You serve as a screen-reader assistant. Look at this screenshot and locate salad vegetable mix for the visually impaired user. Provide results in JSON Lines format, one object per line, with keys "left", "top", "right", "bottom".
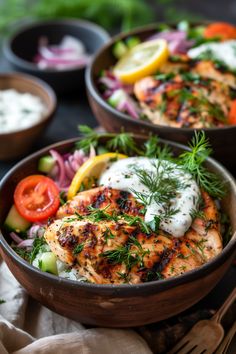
{"left": 98, "top": 21, "right": 236, "bottom": 128}
{"left": 4, "top": 127, "right": 231, "bottom": 284}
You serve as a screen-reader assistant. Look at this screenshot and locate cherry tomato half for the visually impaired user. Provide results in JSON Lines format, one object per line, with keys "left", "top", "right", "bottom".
{"left": 14, "top": 175, "right": 60, "bottom": 222}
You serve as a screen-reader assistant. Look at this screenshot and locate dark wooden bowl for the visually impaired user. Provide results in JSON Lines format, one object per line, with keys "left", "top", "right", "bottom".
{"left": 0, "top": 137, "right": 235, "bottom": 327}
{"left": 85, "top": 24, "right": 236, "bottom": 173}
{"left": 0, "top": 72, "right": 56, "bottom": 160}
{"left": 4, "top": 19, "right": 110, "bottom": 94}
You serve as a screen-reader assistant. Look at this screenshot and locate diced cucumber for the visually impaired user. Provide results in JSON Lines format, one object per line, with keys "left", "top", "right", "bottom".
{"left": 126, "top": 36, "right": 141, "bottom": 49}
{"left": 177, "top": 20, "right": 189, "bottom": 32}
{"left": 112, "top": 41, "right": 128, "bottom": 59}
{"left": 4, "top": 205, "right": 31, "bottom": 232}
{"left": 39, "top": 252, "right": 58, "bottom": 275}
{"left": 107, "top": 89, "right": 126, "bottom": 107}
{"left": 38, "top": 155, "right": 55, "bottom": 174}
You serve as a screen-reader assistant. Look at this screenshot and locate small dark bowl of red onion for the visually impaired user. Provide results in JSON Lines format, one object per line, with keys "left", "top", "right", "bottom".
{"left": 4, "top": 19, "right": 110, "bottom": 94}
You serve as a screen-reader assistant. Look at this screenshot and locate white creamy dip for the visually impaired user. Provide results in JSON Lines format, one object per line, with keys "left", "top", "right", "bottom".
{"left": 99, "top": 157, "right": 200, "bottom": 237}
{"left": 0, "top": 89, "right": 46, "bottom": 133}
{"left": 188, "top": 40, "right": 236, "bottom": 71}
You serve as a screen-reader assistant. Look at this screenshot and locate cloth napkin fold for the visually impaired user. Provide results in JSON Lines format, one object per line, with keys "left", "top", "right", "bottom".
{"left": 0, "top": 259, "right": 152, "bottom": 354}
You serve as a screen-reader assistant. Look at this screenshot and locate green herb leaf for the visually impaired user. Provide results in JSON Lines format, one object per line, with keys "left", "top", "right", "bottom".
{"left": 73, "top": 243, "right": 84, "bottom": 255}
{"left": 179, "top": 131, "right": 226, "bottom": 198}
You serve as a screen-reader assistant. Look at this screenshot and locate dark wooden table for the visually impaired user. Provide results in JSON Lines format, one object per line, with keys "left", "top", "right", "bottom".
{"left": 0, "top": 18, "right": 235, "bottom": 352}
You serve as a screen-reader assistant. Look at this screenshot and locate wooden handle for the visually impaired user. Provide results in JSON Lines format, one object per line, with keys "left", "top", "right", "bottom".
{"left": 212, "top": 287, "right": 236, "bottom": 323}
{"left": 215, "top": 321, "right": 236, "bottom": 354}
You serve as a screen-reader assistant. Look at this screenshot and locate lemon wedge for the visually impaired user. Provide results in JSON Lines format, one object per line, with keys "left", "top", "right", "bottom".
{"left": 113, "top": 39, "right": 169, "bottom": 84}
{"left": 67, "top": 152, "right": 127, "bottom": 200}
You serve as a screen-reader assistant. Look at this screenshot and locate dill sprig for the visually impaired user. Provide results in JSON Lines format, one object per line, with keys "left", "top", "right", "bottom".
{"left": 106, "top": 131, "right": 142, "bottom": 155}
{"left": 77, "top": 125, "right": 141, "bottom": 155}
{"left": 144, "top": 135, "right": 173, "bottom": 160}
{"left": 100, "top": 235, "right": 149, "bottom": 270}
{"left": 179, "top": 131, "right": 226, "bottom": 199}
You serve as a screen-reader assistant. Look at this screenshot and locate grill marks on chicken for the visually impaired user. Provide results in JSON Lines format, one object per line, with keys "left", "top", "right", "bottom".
{"left": 134, "top": 57, "right": 235, "bottom": 128}
{"left": 44, "top": 187, "right": 222, "bottom": 284}
{"left": 57, "top": 187, "right": 144, "bottom": 219}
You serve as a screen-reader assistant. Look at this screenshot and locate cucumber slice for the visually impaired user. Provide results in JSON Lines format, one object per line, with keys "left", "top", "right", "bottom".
{"left": 112, "top": 41, "right": 128, "bottom": 59}
{"left": 39, "top": 252, "right": 58, "bottom": 275}
{"left": 38, "top": 155, "right": 55, "bottom": 174}
{"left": 4, "top": 205, "right": 31, "bottom": 232}
{"left": 126, "top": 36, "right": 141, "bottom": 49}
{"left": 107, "top": 89, "right": 126, "bottom": 107}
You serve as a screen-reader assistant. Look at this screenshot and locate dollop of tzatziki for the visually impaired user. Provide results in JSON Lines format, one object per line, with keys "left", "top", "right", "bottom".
{"left": 0, "top": 89, "right": 46, "bottom": 133}
{"left": 188, "top": 40, "right": 236, "bottom": 71}
{"left": 99, "top": 157, "right": 200, "bottom": 238}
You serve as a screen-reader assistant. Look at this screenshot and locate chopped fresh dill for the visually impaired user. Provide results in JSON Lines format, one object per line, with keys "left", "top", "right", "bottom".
{"left": 59, "top": 191, "right": 67, "bottom": 205}
{"left": 73, "top": 243, "right": 84, "bottom": 255}
{"left": 13, "top": 236, "right": 48, "bottom": 263}
{"left": 106, "top": 131, "right": 142, "bottom": 155}
{"left": 100, "top": 235, "right": 149, "bottom": 270}
{"left": 178, "top": 131, "right": 226, "bottom": 199}
{"left": 103, "top": 227, "right": 115, "bottom": 243}
{"left": 144, "top": 135, "right": 173, "bottom": 160}
{"left": 29, "top": 237, "right": 48, "bottom": 263}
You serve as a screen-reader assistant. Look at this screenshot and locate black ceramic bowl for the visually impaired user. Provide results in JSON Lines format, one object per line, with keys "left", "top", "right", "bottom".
{"left": 0, "top": 137, "right": 236, "bottom": 327}
{"left": 85, "top": 24, "right": 236, "bottom": 172}
{"left": 4, "top": 19, "right": 110, "bottom": 93}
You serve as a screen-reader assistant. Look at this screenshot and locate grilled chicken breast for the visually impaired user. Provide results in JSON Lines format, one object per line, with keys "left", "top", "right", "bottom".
{"left": 192, "top": 60, "right": 236, "bottom": 89}
{"left": 134, "top": 73, "right": 231, "bottom": 128}
{"left": 44, "top": 187, "right": 222, "bottom": 284}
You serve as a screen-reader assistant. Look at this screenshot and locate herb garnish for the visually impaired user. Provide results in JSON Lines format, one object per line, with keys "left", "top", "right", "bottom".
{"left": 0, "top": 299, "right": 6, "bottom": 304}
{"left": 100, "top": 235, "right": 149, "bottom": 270}
{"left": 179, "top": 131, "right": 226, "bottom": 199}
{"left": 73, "top": 243, "right": 84, "bottom": 255}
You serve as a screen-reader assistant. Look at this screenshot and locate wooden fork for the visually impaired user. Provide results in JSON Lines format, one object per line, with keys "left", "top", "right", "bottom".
{"left": 168, "top": 287, "right": 236, "bottom": 354}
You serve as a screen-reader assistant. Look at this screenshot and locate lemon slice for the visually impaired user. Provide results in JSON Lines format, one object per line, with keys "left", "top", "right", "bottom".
{"left": 113, "top": 39, "right": 169, "bottom": 84}
{"left": 67, "top": 152, "right": 127, "bottom": 200}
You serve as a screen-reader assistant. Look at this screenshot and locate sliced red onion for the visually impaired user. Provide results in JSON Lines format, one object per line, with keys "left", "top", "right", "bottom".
{"left": 148, "top": 30, "right": 186, "bottom": 42}
{"left": 65, "top": 160, "right": 76, "bottom": 179}
{"left": 17, "top": 239, "right": 34, "bottom": 248}
{"left": 68, "top": 155, "right": 79, "bottom": 172}
{"left": 9, "top": 232, "right": 23, "bottom": 244}
{"left": 123, "top": 101, "right": 139, "bottom": 119}
{"left": 27, "top": 225, "right": 45, "bottom": 239}
{"left": 147, "top": 30, "right": 195, "bottom": 54}
{"left": 50, "top": 149, "right": 66, "bottom": 187}
{"left": 35, "top": 35, "right": 90, "bottom": 70}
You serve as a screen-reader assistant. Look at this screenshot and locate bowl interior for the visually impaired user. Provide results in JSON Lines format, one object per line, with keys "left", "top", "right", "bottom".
{"left": 8, "top": 20, "right": 110, "bottom": 69}
{"left": 1, "top": 137, "right": 236, "bottom": 255}
{"left": 0, "top": 137, "right": 236, "bottom": 327}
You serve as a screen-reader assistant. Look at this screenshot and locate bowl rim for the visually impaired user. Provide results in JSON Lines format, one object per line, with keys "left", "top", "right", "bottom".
{"left": 85, "top": 21, "right": 236, "bottom": 133}
{"left": 4, "top": 18, "right": 110, "bottom": 74}
{"left": 0, "top": 71, "right": 57, "bottom": 136}
{"left": 0, "top": 137, "right": 236, "bottom": 294}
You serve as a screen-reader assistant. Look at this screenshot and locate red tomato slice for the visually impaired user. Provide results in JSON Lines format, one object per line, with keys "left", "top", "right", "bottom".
{"left": 14, "top": 175, "right": 60, "bottom": 222}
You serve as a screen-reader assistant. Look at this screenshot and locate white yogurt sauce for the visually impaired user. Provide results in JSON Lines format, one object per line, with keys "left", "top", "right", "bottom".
{"left": 99, "top": 157, "right": 200, "bottom": 237}
{"left": 0, "top": 89, "right": 46, "bottom": 133}
{"left": 188, "top": 40, "right": 236, "bottom": 70}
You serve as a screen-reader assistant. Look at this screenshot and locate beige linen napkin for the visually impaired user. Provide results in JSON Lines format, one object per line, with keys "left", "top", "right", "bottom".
{"left": 0, "top": 259, "right": 152, "bottom": 354}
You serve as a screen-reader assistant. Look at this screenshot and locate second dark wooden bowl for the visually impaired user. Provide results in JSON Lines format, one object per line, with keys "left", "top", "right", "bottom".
{"left": 85, "top": 24, "right": 236, "bottom": 173}
{"left": 4, "top": 19, "right": 110, "bottom": 93}
{"left": 0, "top": 137, "right": 235, "bottom": 327}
